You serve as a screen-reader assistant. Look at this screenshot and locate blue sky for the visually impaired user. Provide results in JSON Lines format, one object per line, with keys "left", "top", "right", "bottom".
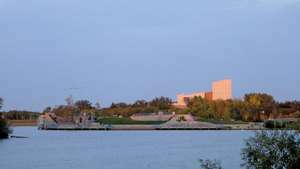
{"left": 1, "top": 0, "right": 300, "bottom": 111}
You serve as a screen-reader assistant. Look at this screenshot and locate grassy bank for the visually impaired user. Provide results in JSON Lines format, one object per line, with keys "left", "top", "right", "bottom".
{"left": 97, "top": 117, "right": 166, "bottom": 125}
{"left": 9, "top": 120, "right": 37, "bottom": 126}
{"left": 197, "top": 118, "right": 248, "bottom": 125}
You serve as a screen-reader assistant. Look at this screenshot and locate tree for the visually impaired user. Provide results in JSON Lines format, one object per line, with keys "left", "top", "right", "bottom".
{"left": 74, "top": 100, "right": 93, "bottom": 111}
{"left": 95, "top": 102, "right": 101, "bottom": 109}
{"left": 149, "top": 96, "right": 172, "bottom": 110}
{"left": 65, "top": 95, "right": 74, "bottom": 107}
{"left": 133, "top": 100, "right": 148, "bottom": 107}
{"left": 0, "top": 97, "right": 3, "bottom": 110}
{"left": 241, "top": 130, "right": 300, "bottom": 169}
{"left": 199, "top": 159, "right": 223, "bottom": 169}
{"left": 43, "top": 107, "right": 52, "bottom": 113}
{"left": 230, "top": 100, "right": 245, "bottom": 121}
{"left": 4, "top": 110, "right": 40, "bottom": 120}
{"left": 0, "top": 118, "right": 9, "bottom": 139}
{"left": 188, "top": 97, "right": 210, "bottom": 118}
{"left": 110, "top": 102, "right": 128, "bottom": 109}
{"left": 0, "top": 98, "right": 9, "bottom": 139}
{"left": 244, "top": 93, "right": 276, "bottom": 120}
{"left": 52, "top": 105, "right": 79, "bottom": 121}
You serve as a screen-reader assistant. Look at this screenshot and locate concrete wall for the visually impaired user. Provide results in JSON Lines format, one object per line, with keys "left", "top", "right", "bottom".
{"left": 131, "top": 112, "right": 173, "bottom": 121}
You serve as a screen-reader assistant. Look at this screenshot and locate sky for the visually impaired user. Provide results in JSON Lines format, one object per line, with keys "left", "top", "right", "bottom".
{"left": 1, "top": 0, "right": 300, "bottom": 111}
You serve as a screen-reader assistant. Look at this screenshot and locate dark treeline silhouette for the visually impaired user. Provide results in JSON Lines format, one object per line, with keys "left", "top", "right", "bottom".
{"left": 0, "top": 97, "right": 9, "bottom": 139}
{"left": 1, "top": 110, "right": 40, "bottom": 120}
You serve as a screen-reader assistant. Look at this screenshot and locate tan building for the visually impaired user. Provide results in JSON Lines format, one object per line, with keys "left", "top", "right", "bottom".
{"left": 212, "top": 79, "right": 232, "bottom": 100}
{"left": 174, "top": 79, "right": 232, "bottom": 108}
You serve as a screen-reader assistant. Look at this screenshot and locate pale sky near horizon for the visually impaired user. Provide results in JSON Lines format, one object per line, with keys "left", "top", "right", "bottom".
{"left": 1, "top": 0, "right": 300, "bottom": 111}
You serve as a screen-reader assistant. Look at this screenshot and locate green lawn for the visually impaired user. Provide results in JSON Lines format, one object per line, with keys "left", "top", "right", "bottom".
{"left": 197, "top": 118, "right": 248, "bottom": 124}
{"left": 97, "top": 117, "right": 166, "bottom": 125}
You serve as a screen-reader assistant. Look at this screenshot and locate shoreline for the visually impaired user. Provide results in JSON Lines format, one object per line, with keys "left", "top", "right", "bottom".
{"left": 38, "top": 123, "right": 264, "bottom": 131}
{"left": 9, "top": 120, "right": 37, "bottom": 127}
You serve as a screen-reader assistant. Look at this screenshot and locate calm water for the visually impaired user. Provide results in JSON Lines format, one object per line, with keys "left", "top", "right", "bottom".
{"left": 0, "top": 127, "right": 253, "bottom": 169}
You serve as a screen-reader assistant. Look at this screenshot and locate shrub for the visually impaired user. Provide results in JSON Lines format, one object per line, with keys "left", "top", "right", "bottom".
{"left": 241, "top": 130, "right": 300, "bottom": 169}
{"left": 0, "top": 118, "right": 9, "bottom": 139}
{"left": 264, "top": 120, "right": 287, "bottom": 129}
{"left": 199, "top": 159, "right": 223, "bottom": 169}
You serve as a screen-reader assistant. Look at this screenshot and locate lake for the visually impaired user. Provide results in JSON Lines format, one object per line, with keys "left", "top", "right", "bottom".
{"left": 0, "top": 127, "right": 253, "bottom": 169}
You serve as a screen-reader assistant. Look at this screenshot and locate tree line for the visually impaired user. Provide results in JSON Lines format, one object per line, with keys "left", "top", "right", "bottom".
{"left": 0, "top": 97, "right": 10, "bottom": 139}
{"left": 186, "top": 93, "right": 300, "bottom": 122}
{"left": 1, "top": 93, "right": 300, "bottom": 122}
{"left": 0, "top": 98, "right": 40, "bottom": 121}
{"left": 42, "top": 93, "right": 300, "bottom": 122}
{"left": 44, "top": 96, "right": 174, "bottom": 120}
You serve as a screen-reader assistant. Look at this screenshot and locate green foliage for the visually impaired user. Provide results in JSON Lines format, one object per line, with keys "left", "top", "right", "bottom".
{"left": 277, "top": 101, "right": 300, "bottom": 115}
{"left": 199, "top": 159, "right": 223, "bottom": 169}
{"left": 188, "top": 97, "right": 211, "bottom": 119}
{"left": 2, "top": 110, "right": 40, "bottom": 120}
{"left": 197, "top": 118, "right": 247, "bottom": 125}
{"left": 0, "top": 97, "right": 3, "bottom": 110}
{"left": 149, "top": 96, "right": 172, "bottom": 110}
{"left": 132, "top": 100, "right": 148, "bottom": 107}
{"left": 99, "top": 97, "right": 172, "bottom": 118}
{"left": 51, "top": 105, "right": 79, "bottom": 121}
{"left": 244, "top": 93, "right": 276, "bottom": 120}
{"left": 286, "top": 120, "right": 300, "bottom": 130}
{"left": 110, "top": 102, "right": 129, "bottom": 108}
{"left": 264, "top": 120, "right": 288, "bottom": 129}
{"left": 0, "top": 99, "right": 10, "bottom": 139}
{"left": 97, "top": 117, "right": 166, "bottom": 125}
{"left": 186, "top": 93, "right": 282, "bottom": 122}
{"left": 241, "top": 131, "right": 300, "bottom": 169}
{"left": 74, "top": 100, "right": 93, "bottom": 111}
{"left": 230, "top": 100, "right": 247, "bottom": 121}
{"left": 0, "top": 118, "right": 9, "bottom": 139}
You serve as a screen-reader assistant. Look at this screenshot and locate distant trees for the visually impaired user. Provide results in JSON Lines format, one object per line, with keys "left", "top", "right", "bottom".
{"left": 74, "top": 100, "right": 93, "bottom": 111}
{"left": 187, "top": 97, "right": 239, "bottom": 121}
{"left": 277, "top": 101, "right": 300, "bottom": 116}
{"left": 0, "top": 118, "right": 9, "bottom": 139}
{"left": 110, "top": 102, "right": 129, "bottom": 109}
{"left": 43, "top": 107, "right": 52, "bottom": 113}
{"left": 185, "top": 93, "right": 291, "bottom": 122}
{"left": 65, "top": 95, "right": 74, "bottom": 106}
{"left": 0, "top": 98, "right": 9, "bottom": 139}
{"left": 2, "top": 110, "right": 40, "bottom": 120}
{"left": 95, "top": 102, "right": 101, "bottom": 109}
{"left": 51, "top": 105, "right": 79, "bottom": 121}
{"left": 132, "top": 100, "right": 148, "bottom": 107}
{"left": 41, "top": 93, "right": 299, "bottom": 122}
{"left": 244, "top": 93, "right": 276, "bottom": 121}
{"left": 44, "top": 97, "right": 173, "bottom": 119}
{"left": 188, "top": 97, "right": 211, "bottom": 119}
{"left": 199, "top": 159, "right": 223, "bottom": 169}
{"left": 0, "top": 97, "right": 3, "bottom": 110}
{"left": 149, "top": 96, "right": 173, "bottom": 110}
